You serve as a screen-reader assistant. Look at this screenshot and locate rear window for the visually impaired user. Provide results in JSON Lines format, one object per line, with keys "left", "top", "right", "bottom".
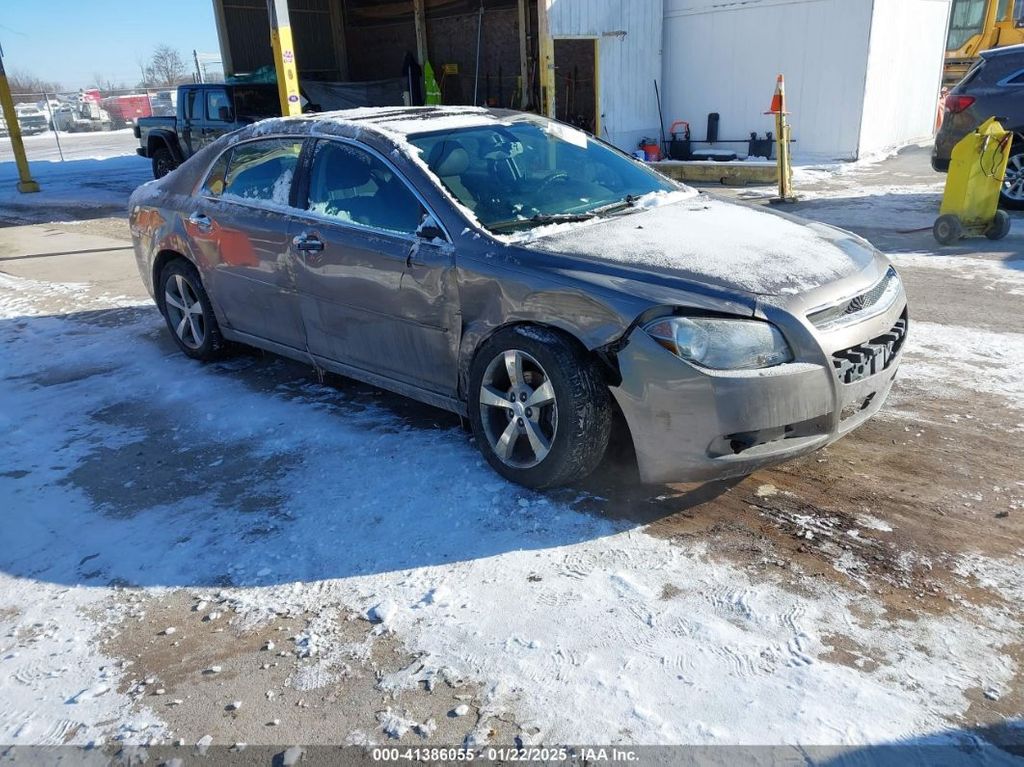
{"left": 233, "top": 87, "right": 281, "bottom": 119}
{"left": 1003, "top": 68, "right": 1024, "bottom": 85}
{"left": 206, "top": 139, "right": 303, "bottom": 206}
{"left": 959, "top": 59, "right": 986, "bottom": 88}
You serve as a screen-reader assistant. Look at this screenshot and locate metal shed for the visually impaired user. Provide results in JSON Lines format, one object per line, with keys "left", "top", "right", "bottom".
{"left": 662, "top": 0, "right": 952, "bottom": 161}
{"left": 545, "top": 0, "right": 664, "bottom": 152}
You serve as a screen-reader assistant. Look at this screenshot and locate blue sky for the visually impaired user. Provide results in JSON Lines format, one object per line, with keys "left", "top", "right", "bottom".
{"left": 0, "top": 0, "right": 221, "bottom": 89}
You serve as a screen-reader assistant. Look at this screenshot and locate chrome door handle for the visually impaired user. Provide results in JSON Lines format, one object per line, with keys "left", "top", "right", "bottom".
{"left": 188, "top": 212, "right": 212, "bottom": 232}
{"left": 292, "top": 233, "right": 324, "bottom": 253}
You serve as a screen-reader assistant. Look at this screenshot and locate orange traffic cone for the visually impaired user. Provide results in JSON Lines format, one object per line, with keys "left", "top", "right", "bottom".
{"left": 765, "top": 74, "right": 787, "bottom": 115}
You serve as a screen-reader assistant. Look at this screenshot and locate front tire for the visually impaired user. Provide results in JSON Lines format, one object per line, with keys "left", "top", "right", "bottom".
{"left": 158, "top": 259, "right": 225, "bottom": 361}
{"left": 468, "top": 326, "right": 612, "bottom": 489}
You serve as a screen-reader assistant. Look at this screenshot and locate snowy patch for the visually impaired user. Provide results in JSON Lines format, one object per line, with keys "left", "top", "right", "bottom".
{"left": 527, "top": 196, "right": 874, "bottom": 295}
{"left": 1, "top": 271, "right": 1022, "bottom": 745}
{"left": 901, "top": 322, "right": 1024, "bottom": 411}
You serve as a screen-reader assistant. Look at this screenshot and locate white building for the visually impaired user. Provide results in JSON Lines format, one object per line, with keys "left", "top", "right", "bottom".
{"left": 660, "top": 0, "right": 952, "bottom": 160}
{"left": 213, "top": 0, "right": 951, "bottom": 162}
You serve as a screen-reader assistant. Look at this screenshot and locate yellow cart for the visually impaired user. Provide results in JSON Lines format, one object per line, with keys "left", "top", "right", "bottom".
{"left": 933, "top": 117, "right": 1014, "bottom": 245}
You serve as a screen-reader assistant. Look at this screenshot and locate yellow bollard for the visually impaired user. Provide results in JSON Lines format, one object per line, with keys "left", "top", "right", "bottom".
{"left": 933, "top": 117, "right": 1013, "bottom": 245}
{"left": 765, "top": 74, "right": 795, "bottom": 204}
{"left": 267, "top": 0, "right": 303, "bottom": 117}
{"left": 0, "top": 49, "right": 40, "bottom": 193}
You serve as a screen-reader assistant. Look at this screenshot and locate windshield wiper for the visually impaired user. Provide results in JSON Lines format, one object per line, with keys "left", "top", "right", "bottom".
{"left": 489, "top": 212, "right": 596, "bottom": 233}
{"left": 587, "top": 194, "right": 640, "bottom": 217}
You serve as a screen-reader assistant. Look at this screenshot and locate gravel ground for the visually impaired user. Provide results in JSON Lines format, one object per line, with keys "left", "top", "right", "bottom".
{"left": 1, "top": 144, "right": 1022, "bottom": 751}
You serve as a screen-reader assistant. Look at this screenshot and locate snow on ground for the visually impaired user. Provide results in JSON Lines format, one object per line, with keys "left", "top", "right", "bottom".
{"left": 0, "top": 131, "right": 146, "bottom": 224}
{"left": 900, "top": 321, "right": 1024, "bottom": 414}
{"left": 0, "top": 155, "right": 149, "bottom": 224}
{"left": 891, "top": 251, "right": 1024, "bottom": 297}
{"left": 1, "top": 270, "right": 1022, "bottom": 746}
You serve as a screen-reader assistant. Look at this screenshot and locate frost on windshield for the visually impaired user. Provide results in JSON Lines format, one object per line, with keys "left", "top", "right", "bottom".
{"left": 406, "top": 119, "right": 691, "bottom": 235}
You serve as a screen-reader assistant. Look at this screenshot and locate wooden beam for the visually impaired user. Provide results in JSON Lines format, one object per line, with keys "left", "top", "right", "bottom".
{"left": 329, "top": 0, "right": 349, "bottom": 80}
{"left": 537, "top": 0, "right": 554, "bottom": 118}
{"left": 518, "top": 0, "right": 529, "bottom": 109}
{"left": 413, "top": 0, "right": 429, "bottom": 67}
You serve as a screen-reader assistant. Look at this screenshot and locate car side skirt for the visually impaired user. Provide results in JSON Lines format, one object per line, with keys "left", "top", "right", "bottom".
{"left": 220, "top": 327, "right": 468, "bottom": 417}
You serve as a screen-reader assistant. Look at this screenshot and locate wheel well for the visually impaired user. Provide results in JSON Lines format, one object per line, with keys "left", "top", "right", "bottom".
{"left": 148, "top": 134, "right": 179, "bottom": 161}
{"left": 465, "top": 320, "right": 639, "bottom": 477}
{"left": 151, "top": 250, "right": 189, "bottom": 308}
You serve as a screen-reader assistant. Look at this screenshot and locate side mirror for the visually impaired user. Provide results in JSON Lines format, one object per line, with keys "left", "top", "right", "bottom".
{"left": 416, "top": 213, "right": 445, "bottom": 242}
{"left": 218, "top": 106, "right": 234, "bottom": 122}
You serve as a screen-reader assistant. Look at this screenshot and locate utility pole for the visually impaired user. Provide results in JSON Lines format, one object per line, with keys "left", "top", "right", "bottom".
{"left": 267, "top": 0, "right": 302, "bottom": 117}
{"left": 0, "top": 43, "right": 39, "bottom": 193}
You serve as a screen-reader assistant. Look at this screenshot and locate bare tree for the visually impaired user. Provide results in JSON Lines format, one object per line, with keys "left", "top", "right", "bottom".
{"left": 144, "top": 45, "right": 189, "bottom": 88}
{"left": 92, "top": 73, "right": 130, "bottom": 93}
{"left": 7, "top": 69, "right": 62, "bottom": 99}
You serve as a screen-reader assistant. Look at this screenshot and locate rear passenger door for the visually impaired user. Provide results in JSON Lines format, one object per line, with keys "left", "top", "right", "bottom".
{"left": 187, "top": 137, "right": 307, "bottom": 350}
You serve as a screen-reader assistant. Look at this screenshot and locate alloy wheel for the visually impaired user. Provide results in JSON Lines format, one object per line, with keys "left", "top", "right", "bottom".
{"left": 478, "top": 349, "right": 558, "bottom": 469}
{"left": 1004, "top": 153, "right": 1024, "bottom": 203}
{"left": 164, "top": 273, "right": 206, "bottom": 350}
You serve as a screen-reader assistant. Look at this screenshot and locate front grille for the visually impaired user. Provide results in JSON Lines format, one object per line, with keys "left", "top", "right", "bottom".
{"left": 809, "top": 267, "right": 899, "bottom": 329}
{"left": 832, "top": 314, "right": 908, "bottom": 384}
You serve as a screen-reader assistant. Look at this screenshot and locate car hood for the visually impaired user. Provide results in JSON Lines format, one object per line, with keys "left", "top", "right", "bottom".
{"left": 520, "top": 196, "right": 876, "bottom": 296}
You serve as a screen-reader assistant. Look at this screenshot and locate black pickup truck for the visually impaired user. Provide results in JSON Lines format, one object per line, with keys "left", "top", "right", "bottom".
{"left": 135, "top": 83, "right": 285, "bottom": 179}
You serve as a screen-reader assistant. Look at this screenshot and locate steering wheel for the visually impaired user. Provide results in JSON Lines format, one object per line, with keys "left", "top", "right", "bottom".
{"left": 536, "top": 171, "right": 571, "bottom": 195}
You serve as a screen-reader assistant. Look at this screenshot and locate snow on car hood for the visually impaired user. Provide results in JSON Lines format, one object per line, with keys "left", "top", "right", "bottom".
{"left": 523, "top": 196, "right": 875, "bottom": 296}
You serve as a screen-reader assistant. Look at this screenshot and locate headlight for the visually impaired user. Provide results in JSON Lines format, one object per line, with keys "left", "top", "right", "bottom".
{"left": 643, "top": 316, "right": 793, "bottom": 370}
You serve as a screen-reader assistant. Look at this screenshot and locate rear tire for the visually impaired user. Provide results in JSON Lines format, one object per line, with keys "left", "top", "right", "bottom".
{"left": 158, "top": 259, "right": 225, "bottom": 362}
{"left": 985, "top": 209, "right": 1012, "bottom": 241}
{"left": 152, "top": 146, "right": 177, "bottom": 179}
{"left": 468, "top": 326, "right": 612, "bottom": 489}
{"left": 933, "top": 214, "right": 963, "bottom": 246}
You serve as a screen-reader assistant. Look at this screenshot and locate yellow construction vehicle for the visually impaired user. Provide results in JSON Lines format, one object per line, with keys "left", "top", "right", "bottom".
{"left": 945, "top": 0, "right": 1024, "bottom": 86}
{"left": 933, "top": 117, "right": 1013, "bottom": 244}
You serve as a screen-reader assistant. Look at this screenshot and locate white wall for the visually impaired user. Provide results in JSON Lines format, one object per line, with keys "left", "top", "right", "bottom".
{"left": 548, "top": 0, "right": 664, "bottom": 151}
{"left": 857, "top": 0, "right": 950, "bottom": 157}
{"left": 662, "top": 0, "right": 875, "bottom": 161}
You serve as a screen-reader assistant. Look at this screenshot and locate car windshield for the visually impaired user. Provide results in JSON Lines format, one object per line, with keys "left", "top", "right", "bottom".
{"left": 947, "top": 0, "right": 988, "bottom": 50}
{"left": 408, "top": 118, "right": 677, "bottom": 233}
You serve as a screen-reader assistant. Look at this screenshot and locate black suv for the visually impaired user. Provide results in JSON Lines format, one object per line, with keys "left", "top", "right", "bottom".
{"left": 933, "top": 44, "right": 1024, "bottom": 209}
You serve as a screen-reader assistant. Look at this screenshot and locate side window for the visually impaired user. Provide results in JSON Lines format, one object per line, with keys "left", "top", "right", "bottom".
{"left": 185, "top": 89, "right": 201, "bottom": 121}
{"left": 221, "top": 139, "right": 303, "bottom": 205}
{"left": 206, "top": 89, "right": 233, "bottom": 123}
{"left": 306, "top": 141, "right": 425, "bottom": 235}
{"left": 202, "top": 151, "right": 230, "bottom": 196}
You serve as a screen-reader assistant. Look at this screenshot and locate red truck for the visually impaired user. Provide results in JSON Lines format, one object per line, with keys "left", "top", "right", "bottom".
{"left": 101, "top": 94, "right": 153, "bottom": 128}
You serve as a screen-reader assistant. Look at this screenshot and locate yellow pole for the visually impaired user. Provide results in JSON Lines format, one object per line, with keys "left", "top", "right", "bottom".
{"left": 0, "top": 48, "right": 39, "bottom": 193}
{"left": 767, "top": 74, "right": 794, "bottom": 203}
{"left": 267, "top": 0, "right": 303, "bottom": 117}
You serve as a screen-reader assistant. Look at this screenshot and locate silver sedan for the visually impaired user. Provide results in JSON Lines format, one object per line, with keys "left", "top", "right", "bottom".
{"left": 129, "top": 107, "right": 908, "bottom": 489}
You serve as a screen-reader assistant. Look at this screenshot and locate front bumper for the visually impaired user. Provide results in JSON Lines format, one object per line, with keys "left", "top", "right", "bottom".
{"left": 611, "top": 290, "right": 908, "bottom": 485}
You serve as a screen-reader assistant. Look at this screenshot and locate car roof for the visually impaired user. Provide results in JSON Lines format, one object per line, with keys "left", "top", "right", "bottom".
{"left": 980, "top": 43, "right": 1024, "bottom": 60}
{"left": 260, "top": 106, "right": 531, "bottom": 142}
